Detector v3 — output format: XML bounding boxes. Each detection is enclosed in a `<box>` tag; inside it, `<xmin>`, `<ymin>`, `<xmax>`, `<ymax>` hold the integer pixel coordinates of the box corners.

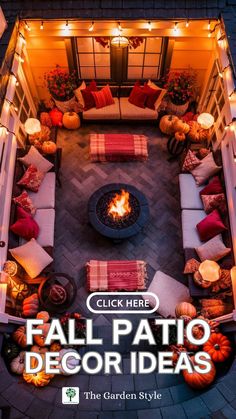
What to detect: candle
<box><xmin>230</xmin><ymin>266</ymin><xmax>236</xmax><ymax>308</ymax></box>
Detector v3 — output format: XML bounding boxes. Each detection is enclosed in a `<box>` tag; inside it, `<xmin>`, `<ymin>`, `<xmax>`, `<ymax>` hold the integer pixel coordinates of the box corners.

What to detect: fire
<box><xmin>108</xmin><ymin>189</ymin><xmax>131</xmax><ymax>219</ymax></box>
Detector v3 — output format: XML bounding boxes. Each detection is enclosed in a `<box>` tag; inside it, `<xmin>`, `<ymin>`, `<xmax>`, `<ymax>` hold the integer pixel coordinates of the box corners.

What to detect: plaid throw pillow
<box><xmin>182</xmin><ymin>150</ymin><xmax>201</xmax><ymax>172</ymax></box>
<box><xmin>13</xmin><ymin>190</ymin><xmax>36</xmax><ymax>215</ymax></box>
<box><xmin>201</xmin><ymin>193</ymin><xmax>227</xmax><ymax>214</ymax></box>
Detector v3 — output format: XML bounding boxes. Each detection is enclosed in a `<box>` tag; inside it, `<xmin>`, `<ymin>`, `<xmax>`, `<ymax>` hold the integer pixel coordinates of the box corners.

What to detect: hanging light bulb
<box><xmin>185</xmin><ymin>19</ymin><xmax>189</xmax><ymax>28</ymax></box>
<box><xmin>15</xmin><ymin>52</ymin><xmax>24</xmax><ymax>63</ymax></box>
<box><xmin>117</xmin><ymin>21</ymin><xmax>122</xmax><ymax>34</ymax></box>
<box><xmin>148</xmin><ymin>21</ymin><xmax>152</xmax><ymax>31</ymax></box>
<box><xmin>207</xmin><ymin>20</ymin><xmax>211</xmax><ymax>30</ymax></box>
<box><xmin>88</xmin><ymin>21</ymin><xmax>94</xmax><ymax>32</ymax></box>
<box><xmin>63</xmin><ymin>20</ymin><xmax>70</xmax><ymax>35</ymax></box>
<box><xmin>174</xmin><ymin>22</ymin><xmax>178</xmax><ymax>34</ymax></box>
<box><xmin>40</xmin><ymin>21</ymin><xmax>44</xmax><ymax>30</ymax></box>
<box><xmin>19</xmin><ymin>33</ymin><xmax>26</xmax><ymax>44</ymax></box>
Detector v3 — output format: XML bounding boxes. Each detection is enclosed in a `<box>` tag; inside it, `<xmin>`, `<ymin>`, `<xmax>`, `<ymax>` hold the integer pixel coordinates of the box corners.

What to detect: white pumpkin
<box><xmin>57</xmin><ymin>349</ymin><xmax>80</xmax><ymax>375</ymax></box>
<box><xmin>10</xmin><ymin>351</ymin><xmax>25</xmax><ymax>375</ymax></box>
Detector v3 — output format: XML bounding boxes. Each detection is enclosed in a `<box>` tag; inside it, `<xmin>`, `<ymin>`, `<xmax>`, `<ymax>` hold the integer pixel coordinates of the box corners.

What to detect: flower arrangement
<box><xmin>163</xmin><ymin>70</ymin><xmax>196</xmax><ymax>106</ymax></box>
<box><xmin>44</xmin><ymin>65</ymin><xmax>77</xmax><ymax>101</ymax></box>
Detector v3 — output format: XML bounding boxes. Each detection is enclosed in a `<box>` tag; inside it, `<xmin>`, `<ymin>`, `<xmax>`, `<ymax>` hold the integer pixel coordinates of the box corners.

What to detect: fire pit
<box><xmin>88</xmin><ymin>183</ymin><xmax>149</xmax><ymax>241</ymax></box>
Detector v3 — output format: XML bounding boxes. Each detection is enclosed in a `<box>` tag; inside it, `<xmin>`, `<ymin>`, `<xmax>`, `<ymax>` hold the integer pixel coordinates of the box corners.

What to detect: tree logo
<box><xmin>62</xmin><ymin>387</ymin><xmax>79</xmax><ymax>404</ymax></box>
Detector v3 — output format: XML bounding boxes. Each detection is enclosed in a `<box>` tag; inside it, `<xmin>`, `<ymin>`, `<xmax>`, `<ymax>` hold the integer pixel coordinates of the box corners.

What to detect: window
<box><xmin>128</xmin><ymin>37</ymin><xmax>164</xmax><ymax>80</ymax></box>
<box><xmin>76</xmin><ymin>37</ymin><xmax>110</xmax><ymax>80</ymax></box>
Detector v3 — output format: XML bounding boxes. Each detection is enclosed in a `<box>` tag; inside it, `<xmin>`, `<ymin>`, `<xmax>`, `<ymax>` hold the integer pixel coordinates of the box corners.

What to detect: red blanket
<box><xmin>89</xmin><ymin>133</ymin><xmax>148</xmax><ymax>162</ymax></box>
<box><xmin>87</xmin><ymin>260</ymin><xmax>147</xmax><ymax>291</ymax></box>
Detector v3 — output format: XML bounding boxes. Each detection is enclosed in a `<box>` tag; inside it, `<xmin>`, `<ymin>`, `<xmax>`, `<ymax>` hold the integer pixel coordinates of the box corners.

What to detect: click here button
<box><xmin>86</xmin><ymin>292</ymin><xmax>159</xmax><ymax>314</ymax></box>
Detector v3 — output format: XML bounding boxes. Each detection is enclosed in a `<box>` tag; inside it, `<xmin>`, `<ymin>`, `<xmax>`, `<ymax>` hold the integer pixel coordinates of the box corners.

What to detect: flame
<box><xmin>108</xmin><ymin>189</ymin><xmax>131</xmax><ymax>219</ymax></box>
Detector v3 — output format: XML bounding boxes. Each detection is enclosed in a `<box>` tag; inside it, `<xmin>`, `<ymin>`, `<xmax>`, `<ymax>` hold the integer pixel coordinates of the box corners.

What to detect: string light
<box><xmin>148</xmin><ymin>21</ymin><xmax>152</xmax><ymax>31</ymax></box>
<box><xmin>40</xmin><ymin>21</ymin><xmax>44</xmax><ymax>30</ymax></box>
<box><xmin>218</xmin><ymin>64</ymin><xmax>230</xmax><ymax>78</ymax></box>
<box><xmin>185</xmin><ymin>19</ymin><xmax>189</xmax><ymax>28</ymax></box>
<box><xmin>15</xmin><ymin>52</ymin><xmax>24</xmax><ymax>63</ymax></box>
<box><xmin>19</xmin><ymin>33</ymin><xmax>26</xmax><ymax>44</ymax></box>
<box><xmin>63</xmin><ymin>20</ymin><xmax>70</xmax><ymax>35</ymax></box>
<box><xmin>24</xmin><ymin>21</ymin><xmax>31</xmax><ymax>32</ymax></box>
<box><xmin>117</xmin><ymin>21</ymin><xmax>123</xmax><ymax>35</ymax></box>
<box><xmin>174</xmin><ymin>22</ymin><xmax>178</xmax><ymax>34</ymax></box>
<box><xmin>224</xmin><ymin>118</ymin><xmax>236</xmax><ymax>131</ymax></box>
<box><xmin>0</xmin><ymin>123</ymin><xmax>15</xmax><ymax>136</ymax></box>
<box><xmin>88</xmin><ymin>21</ymin><xmax>94</xmax><ymax>32</ymax></box>
<box><xmin>208</xmin><ymin>20</ymin><xmax>211</xmax><ymax>30</ymax></box>
<box><xmin>5</xmin><ymin>99</ymin><xmax>18</xmax><ymax>112</ymax></box>
<box><xmin>229</xmin><ymin>88</ymin><xmax>236</xmax><ymax>99</ymax></box>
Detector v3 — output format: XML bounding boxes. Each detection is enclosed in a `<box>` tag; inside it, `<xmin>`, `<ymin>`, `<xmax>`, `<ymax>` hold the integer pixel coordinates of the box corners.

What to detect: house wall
<box><xmin>170</xmin><ymin>37</ymin><xmax>214</xmax><ymax>97</ymax></box>
<box><xmin>26</xmin><ymin>37</ymin><xmax>68</xmax><ymax>100</ymax></box>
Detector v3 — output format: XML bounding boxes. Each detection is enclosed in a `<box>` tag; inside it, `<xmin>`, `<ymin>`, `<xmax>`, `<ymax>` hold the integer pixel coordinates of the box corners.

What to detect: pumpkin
<box><xmin>62</xmin><ymin>112</ymin><xmax>80</xmax><ymax>130</ymax></box>
<box><xmin>3</xmin><ymin>340</ymin><xmax>21</xmax><ymax>361</ymax></box>
<box><xmin>10</xmin><ymin>351</ymin><xmax>25</xmax><ymax>375</ymax></box>
<box><xmin>57</xmin><ymin>349</ymin><xmax>80</xmax><ymax>375</ymax></box>
<box><xmin>23</xmin><ymin>357</ymin><xmax>54</xmax><ymax>387</ymax></box>
<box><xmin>36</xmin><ymin>311</ymin><xmax>50</xmax><ymax>323</ymax></box>
<box><xmin>170</xmin><ymin>345</ymin><xmax>187</xmax><ymax>366</ymax></box>
<box><xmin>175</xmin><ymin>302</ymin><xmax>197</xmax><ymax>319</ymax></box>
<box><xmin>49</xmin><ymin>108</ymin><xmax>63</xmax><ymax>127</ymax></box>
<box><xmin>159</xmin><ymin>115</ymin><xmax>179</xmax><ymax>135</ymax></box>
<box><xmin>12</xmin><ymin>326</ymin><xmax>27</xmax><ymax>348</ymax></box>
<box><xmin>40</xmin><ymin>112</ymin><xmax>52</xmax><ymax>128</ymax></box>
<box><xmin>184</xmin><ymin>338</ymin><xmax>199</xmax><ymax>352</ymax></box>
<box><xmin>33</xmin><ymin>323</ymin><xmax>50</xmax><ymax>347</ymax></box>
<box><xmin>175</xmin><ymin>131</ymin><xmax>186</xmax><ymax>142</ymax></box>
<box><xmin>42</xmin><ymin>141</ymin><xmax>57</xmax><ymax>155</ymax></box>
<box><xmin>22</xmin><ymin>293</ymin><xmax>39</xmax><ymax>317</ymax></box>
<box><xmin>179</xmin><ymin>315</ymin><xmax>192</xmax><ymax>326</ymax></box>
<box><xmin>183</xmin><ymin>355</ymin><xmax>216</xmax><ymax>389</ymax></box>
<box><xmin>188</xmin><ymin>121</ymin><xmax>210</xmax><ymax>143</ymax></box>
<box><xmin>31</xmin><ymin>345</ymin><xmax>48</xmax><ymax>355</ymax></box>
<box><xmin>28</xmin><ymin>125</ymin><xmax>51</xmax><ymax>149</ymax></box>
<box><xmin>50</xmin><ymin>342</ymin><xmax>62</xmax><ymax>352</ymax></box>
<box><xmin>173</xmin><ymin>119</ymin><xmax>190</xmax><ymax>134</ymax></box>
<box><xmin>203</xmin><ymin>333</ymin><xmax>232</xmax><ymax>363</ymax></box>
<box><xmin>49</xmin><ymin>284</ymin><xmax>67</xmax><ymax>305</ymax></box>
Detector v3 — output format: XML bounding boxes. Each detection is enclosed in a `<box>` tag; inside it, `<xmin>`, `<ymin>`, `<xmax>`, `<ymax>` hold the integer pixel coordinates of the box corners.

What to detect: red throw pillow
<box><xmin>196</xmin><ymin>209</ymin><xmax>227</xmax><ymax>242</ymax></box>
<box><xmin>182</xmin><ymin>150</ymin><xmax>201</xmax><ymax>172</ymax></box>
<box><xmin>13</xmin><ymin>190</ymin><xmax>36</xmax><ymax>215</ymax></box>
<box><xmin>200</xmin><ymin>176</ymin><xmax>223</xmax><ymax>196</ymax></box>
<box><xmin>81</xmin><ymin>80</ymin><xmax>97</xmax><ymax>110</ymax></box>
<box><xmin>49</xmin><ymin>108</ymin><xmax>63</xmax><ymax>127</ymax></box>
<box><xmin>92</xmin><ymin>85</ymin><xmax>114</xmax><ymax>109</ymax></box>
<box><xmin>143</xmin><ymin>84</ymin><xmax>162</xmax><ymax>110</ymax></box>
<box><xmin>17</xmin><ymin>165</ymin><xmax>45</xmax><ymax>192</ymax></box>
<box><xmin>10</xmin><ymin>207</ymin><xmax>39</xmax><ymax>241</ymax></box>
<box><xmin>128</xmin><ymin>85</ymin><xmax>147</xmax><ymax>108</ymax></box>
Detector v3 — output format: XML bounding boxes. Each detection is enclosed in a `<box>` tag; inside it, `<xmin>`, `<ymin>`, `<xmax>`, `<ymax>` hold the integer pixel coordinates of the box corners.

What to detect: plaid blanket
<box><xmin>89</xmin><ymin>133</ymin><xmax>148</xmax><ymax>162</ymax></box>
<box><xmin>87</xmin><ymin>260</ymin><xmax>147</xmax><ymax>291</ymax></box>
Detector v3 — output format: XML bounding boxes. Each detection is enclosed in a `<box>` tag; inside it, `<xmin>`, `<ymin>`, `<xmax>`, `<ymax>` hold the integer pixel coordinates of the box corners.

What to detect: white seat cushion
<box><xmin>83</xmin><ymin>97</ymin><xmax>120</xmax><ymax>120</ymax></box>
<box><xmin>34</xmin><ymin>209</ymin><xmax>55</xmax><ymax>247</ymax></box>
<box><xmin>120</xmin><ymin>97</ymin><xmax>158</xmax><ymax>120</ymax></box>
<box><xmin>28</xmin><ymin>172</ymin><xmax>56</xmax><ymax>209</ymax></box>
<box><xmin>179</xmin><ymin>174</ymin><xmax>204</xmax><ymax>210</ymax></box>
<box><xmin>182</xmin><ymin>209</ymin><xmax>206</xmax><ymax>248</ymax></box>
<box><xmin>143</xmin><ymin>271</ymin><xmax>191</xmax><ymax>317</ymax></box>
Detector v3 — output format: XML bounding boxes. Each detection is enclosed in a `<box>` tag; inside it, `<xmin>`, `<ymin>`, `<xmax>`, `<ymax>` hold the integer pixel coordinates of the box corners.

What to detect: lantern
<box><xmin>111</xmin><ymin>36</ymin><xmax>129</xmax><ymax>48</ymax></box>
<box><xmin>24</xmin><ymin>118</ymin><xmax>41</xmax><ymax>135</ymax></box>
<box><xmin>199</xmin><ymin>260</ymin><xmax>220</xmax><ymax>282</ymax></box>
<box><xmin>197</xmin><ymin>113</ymin><xmax>214</xmax><ymax>130</ymax></box>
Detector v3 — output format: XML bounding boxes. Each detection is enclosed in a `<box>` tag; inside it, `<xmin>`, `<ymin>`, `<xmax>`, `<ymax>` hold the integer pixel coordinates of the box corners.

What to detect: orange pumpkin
<box><xmin>175</xmin><ymin>302</ymin><xmax>197</xmax><ymax>319</ymax></box>
<box><xmin>203</xmin><ymin>333</ymin><xmax>232</xmax><ymax>363</ymax></box>
<box><xmin>183</xmin><ymin>355</ymin><xmax>216</xmax><ymax>389</ymax></box>
<box><xmin>36</xmin><ymin>311</ymin><xmax>50</xmax><ymax>323</ymax></box>
<box><xmin>22</xmin><ymin>293</ymin><xmax>39</xmax><ymax>318</ymax></box>
<box><xmin>184</xmin><ymin>337</ymin><xmax>199</xmax><ymax>352</ymax></box>
<box><xmin>173</xmin><ymin>119</ymin><xmax>190</xmax><ymax>134</ymax></box>
<box><xmin>12</xmin><ymin>326</ymin><xmax>27</xmax><ymax>348</ymax></box>
<box><xmin>170</xmin><ymin>345</ymin><xmax>187</xmax><ymax>366</ymax></box>
<box><xmin>159</xmin><ymin>115</ymin><xmax>179</xmax><ymax>135</ymax></box>
<box><xmin>42</xmin><ymin>141</ymin><xmax>57</xmax><ymax>155</ymax></box>
<box><xmin>33</xmin><ymin>323</ymin><xmax>50</xmax><ymax>347</ymax></box>
<box><xmin>23</xmin><ymin>357</ymin><xmax>54</xmax><ymax>387</ymax></box>
<box><xmin>175</xmin><ymin>131</ymin><xmax>186</xmax><ymax>142</ymax></box>
<box><xmin>62</xmin><ymin>112</ymin><xmax>80</xmax><ymax>130</ymax></box>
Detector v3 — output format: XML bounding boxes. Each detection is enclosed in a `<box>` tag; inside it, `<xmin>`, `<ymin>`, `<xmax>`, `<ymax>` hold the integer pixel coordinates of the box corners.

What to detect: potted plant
<box><xmin>163</xmin><ymin>70</ymin><xmax>196</xmax><ymax>116</ymax></box>
<box><xmin>44</xmin><ymin>65</ymin><xmax>78</xmax><ymax>113</ymax></box>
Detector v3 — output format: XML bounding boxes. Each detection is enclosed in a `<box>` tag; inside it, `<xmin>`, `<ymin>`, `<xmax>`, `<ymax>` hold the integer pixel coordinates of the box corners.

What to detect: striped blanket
<box><xmin>89</xmin><ymin>133</ymin><xmax>148</xmax><ymax>162</ymax></box>
<box><xmin>86</xmin><ymin>260</ymin><xmax>147</xmax><ymax>291</ymax></box>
